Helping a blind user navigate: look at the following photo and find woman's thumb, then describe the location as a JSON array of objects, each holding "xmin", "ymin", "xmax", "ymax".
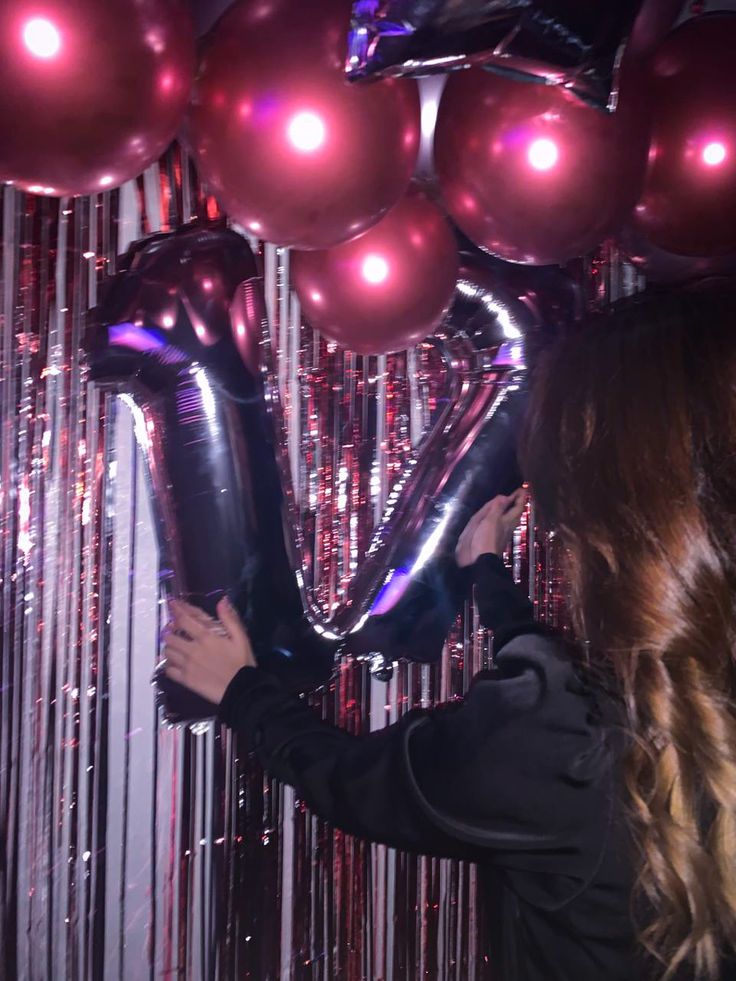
[{"xmin": 217, "ymin": 596, "xmax": 244, "ymax": 637}]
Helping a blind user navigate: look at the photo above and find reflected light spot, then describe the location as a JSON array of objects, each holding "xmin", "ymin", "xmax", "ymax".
[
  {"xmin": 195, "ymin": 324, "xmax": 206, "ymax": 339},
  {"xmin": 361, "ymin": 254, "xmax": 389, "ymax": 284},
  {"xmin": 248, "ymin": 220, "xmax": 262, "ymax": 233},
  {"xmin": 702, "ymin": 141, "xmax": 727, "ymax": 167},
  {"xmin": 145, "ymin": 29, "xmax": 165, "ymax": 55},
  {"xmin": 162, "ymin": 314, "xmax": 175, "ymax": 329},
  {"xmin": 420, "ymin": 96, "xmax": 439, "ymax": 140},
  {"xmin": 99, "ymin": 175, "xmax": 114, "ymax": 187},
  {"xmin": 310, "ymin": 290, "xmax": 323, "ymax": 304},
  {"xmin": 287, "ymin": 112, "xmax": 325, "ymax": 152},
  {"xmin": 528, "ymin": 138, "xmax": 558, "ymax": 171},
  {"xmin": 23, "ymin": 18, "xmax": 61, "ymax": 59},
  {"xmin": 201, "ymin": 278, "xmax": 213, "ymax": 292}
]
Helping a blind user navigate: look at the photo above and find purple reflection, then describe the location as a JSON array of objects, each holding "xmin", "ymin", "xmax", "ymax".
[
  {"xmin": 370, "ymin": 566, "xmax": 411, "ymax": 615},
  {"xmin": 108, "ymin": 322, "xmax": 188, "ymax": 365},
  {"xmin": 493, "ymin": 340, "xmax": 526, "ymax": 368},
  {"xmin": 109, "ymin": 322, "xmax": 166, "ymax": 352}
]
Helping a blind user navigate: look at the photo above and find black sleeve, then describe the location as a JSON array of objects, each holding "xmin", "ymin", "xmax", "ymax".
[
  {"xmin": 218, "ymin": 665, "xmax": 483, "ymax": 860},
  {"xmin": 218, "ymin": 627, "xmax": 613, "ymax": 880},
  {"xmin": 472, "ymin": 552, "xmax": 552, "ymax": 653}
]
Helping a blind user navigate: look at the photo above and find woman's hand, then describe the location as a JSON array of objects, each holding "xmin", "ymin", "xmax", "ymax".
[
  {"xmin": 455, "ymin": 488, "xmax": 527, "ymax": 568},
  {"xmin": 162, "ymin": 597, "xmax": 256, "ymax": 705}
]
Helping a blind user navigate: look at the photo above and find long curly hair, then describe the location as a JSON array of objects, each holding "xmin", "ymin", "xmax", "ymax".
[{"xmin": 520, "ymin": 284, "xmax": 736, "ymax": 979}]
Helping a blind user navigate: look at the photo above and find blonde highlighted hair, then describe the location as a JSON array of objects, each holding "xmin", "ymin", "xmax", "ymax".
[{"xmin": 521, "ymin": 285, "xmax": 736, "ymax": 978}]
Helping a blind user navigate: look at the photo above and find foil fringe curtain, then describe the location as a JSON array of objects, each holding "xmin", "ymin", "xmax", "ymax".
[{"xmin": 0, "ymin": 146, "xmax": 636, "ymax": 981}]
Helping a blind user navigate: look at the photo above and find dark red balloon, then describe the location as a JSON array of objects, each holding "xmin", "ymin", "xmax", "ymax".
[
  {"xmin": 292, "ymin": 189, "xmax": 458, "ymax": 354},
  {"xmin": 632, "ymin": 14, "xmax": 736, "ymax": 258},
  {"xmin": 434, "ymin": 68, "xmax": 649, "ymax": 265},
  {"xmin": 619, "ymin": 224, "xmax": 736, "ymax": 286},
  {"xmin": 190, "ymin": 0, "xmax": 420, "ymax": 249},
  {"xmin": 0, "ymin": 0, "xmax": 195, "ymax": 197}
]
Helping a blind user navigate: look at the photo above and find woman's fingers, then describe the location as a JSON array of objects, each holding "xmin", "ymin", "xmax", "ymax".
[
  {"xmin": 184, "ymin": 604, "xmax": 216, "ymax": 628},
  {"xmin": 170, "ymin": 601, "xmax": 207, "ymax": 641},
  {"xmin": 163, "ymin": 661, "xmax": 186, "ymax": 684},
  {"xmin": 216, "ymin": 597, "xmax": 245, "ymax": 640},
  {"xmin": 162, "ymin": 632, "xmax": 192, "ymax": 656},
  {"xmin": 162, "ymin": 647, "xmax": 186, "ymax": 669}
]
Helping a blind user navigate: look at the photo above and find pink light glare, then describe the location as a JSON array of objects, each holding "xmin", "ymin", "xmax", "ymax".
[
  {"xmin": 287, "ymin": 111, "xmax": 325, "ymax": 153},
  {"xmin": 361, "ymin": 254, "xmax": 389, "ymax": 284},
  {"xmin": 22, "ymin": 17, "xmax": 61, "ymax": 59},
  {"xmin": 527, "ymin": 138, "xmax": 559, "ymax": 171},
  {"xmin": 702, "ymin": 140, "xmax": 727, "ymax": 167}
]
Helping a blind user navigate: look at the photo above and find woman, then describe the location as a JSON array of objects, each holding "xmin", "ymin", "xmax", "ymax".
[{"xmin": 163, "ymin": 285, "xmax": 736, "ymax": 980}]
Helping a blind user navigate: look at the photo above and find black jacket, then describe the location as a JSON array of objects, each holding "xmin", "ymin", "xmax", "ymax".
[{"xmin": 218, "ymin": 554, "xmax": 638, "ymax": 980}]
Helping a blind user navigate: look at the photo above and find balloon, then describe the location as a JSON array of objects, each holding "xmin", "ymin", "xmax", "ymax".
[
  {"xmin": 626, "ymin": 0, "xmax": 687, "ymax": 63},
  {"xmin": 346, "ymin": 0, "xmax": 684, "ymax": 111},
  {"xmin": 272, "ymin": 260, "xmax": 543, "ymax": 666},
  {"xmin": 618, "ymin": 224, "xmax": 736, "ymax": 286},
  {"xmin": 190, "ymin": 0, "xmax": 420, "ymax": 249},
  {"xmin": 0, "ymin": 0, "xmax": 194, "ymax": 197},
  {"xmin": 632, "ymin": 13, "xmax": 736, "ymax": 258},
  {"xmin": 291, "ymin": 188, "xmax": 458, "ymax": 355},
  {"xmin": 434, "ymin": 67, "xmax": 649, "ymax": 265},
  {"xmin": 87, "ymin": 225, "xmax": 556, "ymax": 719},
  {"xmin": 86, "ymin": 223, "xmax": 338, "ymax": 722}
]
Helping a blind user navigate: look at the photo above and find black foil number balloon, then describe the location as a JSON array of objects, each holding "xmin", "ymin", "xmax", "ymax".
[
  {"xmin": 86, "ymin": 223, "xmax": 335, "ymax": 723},
  {"xmin": 87, "ymin": 225, "xmax": 557, "ymax": 723}
]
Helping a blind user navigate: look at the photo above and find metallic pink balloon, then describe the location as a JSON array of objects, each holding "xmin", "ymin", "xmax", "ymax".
[
  {"xmin": 619, "ymin": 223, "xmax": 736, "ymax": 286},
  {"xmin": 434, "ymin": 67, "xmax": 649, "ymax": 265},
  {"xmin": 0, "ymin": 0, "xmax": 195, "ymax": 197},
  {"xmin": 190, "ymin": 0, "xmax": 420, "ymax": 249},
  {"xmin": 291, "ymin": 189, "xmax": 458, "ymax": 354},
  {"xmin": 632, "ymin": 14, "xmax": 736, "ymax": 258}
]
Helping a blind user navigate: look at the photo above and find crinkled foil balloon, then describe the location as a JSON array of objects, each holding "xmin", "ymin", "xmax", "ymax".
[
  {"xmin": 86, "ymin": 224, "xmax": 546, "ymax": 725},
  {"xmin": 0, "ymin": 144, "xmax": 639, "ymax": 979},
  {"xmin": 345, "ymin": 0, "xmax": 685, "ymax": 111}
]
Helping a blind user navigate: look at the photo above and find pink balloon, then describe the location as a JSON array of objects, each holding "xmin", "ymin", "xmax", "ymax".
[
  {"xmin": 434, "ymin": 67, "xmax": 649, "ymax": 265},
  {"xmin": 632, "ymin": 13, "xmax": 736, "ymax": 258},
  {"xmin": 190, "ymin": 0, "xmax": 420, "ymax": 249},
  {"xmin": 0, "ymin": 0, "xmax": 195, "ymax": 197},
  {"xmin": 619, "ymin": 224, "xmax": 736, "ymax": 286},
  {"xmin": 292, "ymin": 188, "xmax": 458, "ymax": 355}
]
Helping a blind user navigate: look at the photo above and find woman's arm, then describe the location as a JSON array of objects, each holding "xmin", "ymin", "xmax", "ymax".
[
  {"xmin": 217, "ymin": 664, "xmax": 487, "ymax": 860},
  {"xmin": 162, "ymin": 496, "xmax": 600, "ymax": 867}
]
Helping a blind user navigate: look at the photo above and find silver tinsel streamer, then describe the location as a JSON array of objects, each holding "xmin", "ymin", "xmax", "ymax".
[{"xmin": 0, "ymin": 146, "xmax": 638, "ymax": 980}]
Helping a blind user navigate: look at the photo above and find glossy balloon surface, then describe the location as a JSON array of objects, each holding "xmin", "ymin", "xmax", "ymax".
[
  {"xmin": 346, "ymin": 0, "xmax": 681, "ymax": 110},
  {"xmin": 0, "ymin": 0, "xmax": 195, "ymax": 196},
  {"xmin": 292, "ymin": 189, "xmax": 458, "ymax": 354},
  {"xmin": 190, "ymin": 0, "xmax": 420, "ymax": 249},
  {"xmin": 435, "ymin": 67, "xmax": 648, "ymax": 265},
  {"xmin": 619, "ymin": 224, "xmax": 736, "ymax": 285},
  {"xmin": 633, "ymin": 14, "xmax": 736, "ymax": 257}
]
